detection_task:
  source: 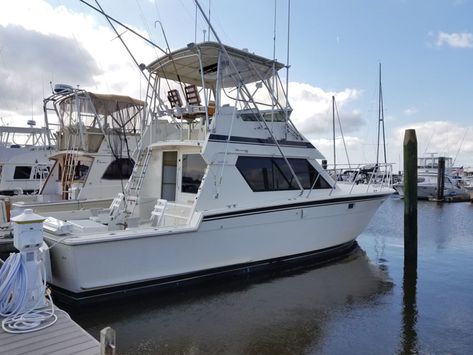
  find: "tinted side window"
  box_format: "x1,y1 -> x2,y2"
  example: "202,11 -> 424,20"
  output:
236,157 -> 330,191
102,158 -> 135,180
14,166 -> 32,179
181,154 -> 206,193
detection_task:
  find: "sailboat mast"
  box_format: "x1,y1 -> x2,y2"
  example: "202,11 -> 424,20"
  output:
332,95 -> 336,173
376,62 -> 387,165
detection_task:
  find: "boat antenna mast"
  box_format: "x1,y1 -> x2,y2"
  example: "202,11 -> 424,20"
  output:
284,0 -> 291,127
332,96 -> 336,174
376,62 -> 387,165
270,0 -> 277,126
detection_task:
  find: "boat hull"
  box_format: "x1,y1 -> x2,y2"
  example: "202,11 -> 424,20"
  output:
393,184 -> 468,200
46,194 -> 389,302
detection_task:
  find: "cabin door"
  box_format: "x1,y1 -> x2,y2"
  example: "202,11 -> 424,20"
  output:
161,151 -> 177,201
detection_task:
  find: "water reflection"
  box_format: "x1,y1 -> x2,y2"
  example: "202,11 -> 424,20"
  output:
400,258 -> 418,355
65,245 -> 393,354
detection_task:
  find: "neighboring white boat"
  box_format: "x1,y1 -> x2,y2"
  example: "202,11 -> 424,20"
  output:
11,87 -> 145,218
393,172 -> 467,199
393,155 -> 470,199
0,122 -> 55,195
41,41 -> 394,302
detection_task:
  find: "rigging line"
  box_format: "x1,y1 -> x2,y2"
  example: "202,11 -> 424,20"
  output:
79,0 -> 166,54
284,0 -> 291,124
154,21 -> 171,54
208,0 -> 211,41
153,0 -> 164,24
271,0 -> 277,125
453,127 -> 468,166
134,0 -> 160,57
423,129 -> 434,155
194,0 -> 304,194
332,96 -> 336,173
251,65 -> 301,142
93,0 -> 148,82
334,98 -> 351,168
273,0 -> 277,62
194,3 -> 198,43
175,0 -> 198,26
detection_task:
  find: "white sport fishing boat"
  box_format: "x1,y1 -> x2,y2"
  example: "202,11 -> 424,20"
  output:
0,121 -> 54,196
393,155 -> 469,199
42,41 -> 394,302
11,87 -> 145,219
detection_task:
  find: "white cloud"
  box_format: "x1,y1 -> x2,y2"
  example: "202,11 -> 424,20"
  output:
0,0 -> 157,121
288,82 -> 365,136
403,107 -> 418,116
435,31 -> 473,48
393,121 -> 473,166
0,25 -> 100,115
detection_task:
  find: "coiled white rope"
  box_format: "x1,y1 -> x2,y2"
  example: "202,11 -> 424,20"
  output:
0,252 -> 57,333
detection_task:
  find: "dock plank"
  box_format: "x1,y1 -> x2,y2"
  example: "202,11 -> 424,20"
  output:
0,328 -> 79,353
49,340 -> 101,355
0,308 -> 99,355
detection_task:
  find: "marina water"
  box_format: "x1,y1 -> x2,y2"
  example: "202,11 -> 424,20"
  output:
64,196 -> 473,354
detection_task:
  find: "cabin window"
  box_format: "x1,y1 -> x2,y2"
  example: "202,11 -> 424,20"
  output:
13,166 -> 32,179
181,154 -> 206,194
102,158 -> 134,180
236,156 -> 330,192
240,111 -> 286,122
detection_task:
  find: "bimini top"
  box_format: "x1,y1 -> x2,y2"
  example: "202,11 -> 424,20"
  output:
86,93 -> 145,115
49,89 -> 145,116
146,41 -> 285,88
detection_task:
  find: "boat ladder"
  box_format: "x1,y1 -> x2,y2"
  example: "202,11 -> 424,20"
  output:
124,147 -> 152,217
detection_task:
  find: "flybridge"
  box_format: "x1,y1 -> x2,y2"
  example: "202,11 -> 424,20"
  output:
146,42 -> 285,88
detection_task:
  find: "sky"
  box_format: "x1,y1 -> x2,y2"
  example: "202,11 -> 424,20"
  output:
0,0 -> 472,171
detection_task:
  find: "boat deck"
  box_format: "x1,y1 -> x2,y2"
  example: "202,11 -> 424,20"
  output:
0,309 -> 99,355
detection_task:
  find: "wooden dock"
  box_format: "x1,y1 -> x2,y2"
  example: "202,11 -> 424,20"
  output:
0,309 -> 100,355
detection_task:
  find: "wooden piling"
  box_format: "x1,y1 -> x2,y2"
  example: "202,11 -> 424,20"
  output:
100,326 -> 116,355
436,157 -> 445,201
403,129 -> 417,261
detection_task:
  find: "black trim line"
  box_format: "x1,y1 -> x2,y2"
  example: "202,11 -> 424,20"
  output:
51,241 -> 357,305
208,134 -> 315,148
203,193 -> 391,221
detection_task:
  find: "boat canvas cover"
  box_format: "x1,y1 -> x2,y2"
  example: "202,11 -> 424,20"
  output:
147,42 -> 285,88
87,93 -> 145,115
57,92 -> 144,117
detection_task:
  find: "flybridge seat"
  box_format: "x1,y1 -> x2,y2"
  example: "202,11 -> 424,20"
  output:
184,85 -> 200,106
167,85 -> 215,121
167,89 -> 182,108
